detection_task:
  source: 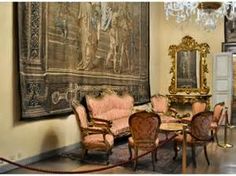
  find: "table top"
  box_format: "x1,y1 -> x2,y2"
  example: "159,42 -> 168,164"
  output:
160,123 -> 187,132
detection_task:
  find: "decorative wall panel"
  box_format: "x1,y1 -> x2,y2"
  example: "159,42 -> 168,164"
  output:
18,2 -> 150,119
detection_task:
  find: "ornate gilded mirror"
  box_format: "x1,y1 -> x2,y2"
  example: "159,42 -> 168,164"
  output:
168,36 -> 210,95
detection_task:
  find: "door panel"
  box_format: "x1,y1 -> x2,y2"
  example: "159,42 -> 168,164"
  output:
213,53 -> 233,123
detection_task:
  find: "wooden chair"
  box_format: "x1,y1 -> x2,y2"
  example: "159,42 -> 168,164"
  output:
210,102 -> 225,144
173,111 -> 213,168
128,111 -> 161,171
71,101 -> 114,164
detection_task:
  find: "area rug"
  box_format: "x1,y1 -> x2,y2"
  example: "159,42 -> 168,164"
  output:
61,138 -> 202,174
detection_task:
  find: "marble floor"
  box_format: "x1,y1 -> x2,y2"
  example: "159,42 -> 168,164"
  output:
6,125 -> 236,174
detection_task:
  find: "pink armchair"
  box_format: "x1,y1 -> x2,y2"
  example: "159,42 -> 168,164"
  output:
151,94 -> 179,123
72,101 -> 114,164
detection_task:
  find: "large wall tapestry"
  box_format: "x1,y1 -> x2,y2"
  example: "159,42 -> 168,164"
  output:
18,2 -> 150,119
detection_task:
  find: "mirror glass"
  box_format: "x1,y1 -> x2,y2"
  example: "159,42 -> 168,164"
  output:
176,50 -> 200,89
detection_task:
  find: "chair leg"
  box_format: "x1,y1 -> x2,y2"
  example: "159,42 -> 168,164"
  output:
215,130 -> 219,145
173,141 -> 178,160
105,148 -> 113,165
204,145 -> 210,165
106,151 -> 110,165
151,151 -> 156,171
155,148 -> 158,161
191,145 -> 196,168
133,148 -> 138,171
81,148 -> 87,160
128,144 -> 132,160
211,130 -> 214,142
165,132 -> 168,140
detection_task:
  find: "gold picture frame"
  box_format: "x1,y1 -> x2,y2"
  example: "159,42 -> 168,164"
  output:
168,36 -> 210,95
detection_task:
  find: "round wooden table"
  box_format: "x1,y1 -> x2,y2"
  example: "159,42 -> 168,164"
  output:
160,122 -> 187,132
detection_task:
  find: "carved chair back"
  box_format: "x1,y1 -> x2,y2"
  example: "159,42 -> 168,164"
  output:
151,94 -> 169,114
192,100 -> 207,116
212,102 -> 224,123
191,111 -> 213,142
129,111 -> 161,149
71,101 -> 89,138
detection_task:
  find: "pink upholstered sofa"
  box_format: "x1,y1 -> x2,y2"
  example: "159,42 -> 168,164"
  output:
86,90 -> 134,138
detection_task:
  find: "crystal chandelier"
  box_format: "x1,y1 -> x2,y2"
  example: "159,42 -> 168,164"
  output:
164,2 -> 236,32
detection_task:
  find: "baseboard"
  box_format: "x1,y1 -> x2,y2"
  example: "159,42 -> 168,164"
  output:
0,142 -> 80,173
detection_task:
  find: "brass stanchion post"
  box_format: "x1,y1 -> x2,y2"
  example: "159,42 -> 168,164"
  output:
182,125 -> 187,174
226,104 -> 236,128
227,112 -> 236,129
218,107 -> 233,148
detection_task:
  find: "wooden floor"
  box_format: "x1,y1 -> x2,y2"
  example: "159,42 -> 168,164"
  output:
6,126 -> 236,174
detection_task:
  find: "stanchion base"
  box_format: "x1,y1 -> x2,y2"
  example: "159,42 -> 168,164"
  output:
217,143 -> 233,148
227,124 -> 236,129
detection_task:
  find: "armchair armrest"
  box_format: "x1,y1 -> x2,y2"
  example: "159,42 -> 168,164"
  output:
165,107 -> 179,117
91,118 -> 112,128
93,118 -> 112,125
93,122 -> 112,128
169,107 -> 178,115
82,126 -> 108,134
187,131 -> 213,142
82,127 -> 114,142
176,113 -> 191,120
169,107 -> 178,117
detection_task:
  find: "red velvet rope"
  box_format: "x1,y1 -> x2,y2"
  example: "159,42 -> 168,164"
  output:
0,134 -> 177,174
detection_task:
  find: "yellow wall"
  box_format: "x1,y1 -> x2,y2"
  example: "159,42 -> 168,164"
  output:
0,3 -> 80,162
150,3 -> 161,95
150,2 -> 224,96
0,2 -> 224,163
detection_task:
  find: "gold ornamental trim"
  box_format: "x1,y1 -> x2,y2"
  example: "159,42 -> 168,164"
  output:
168,36 -> 210,95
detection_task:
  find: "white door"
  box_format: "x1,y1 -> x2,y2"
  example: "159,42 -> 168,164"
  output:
213,53 -> 233,123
